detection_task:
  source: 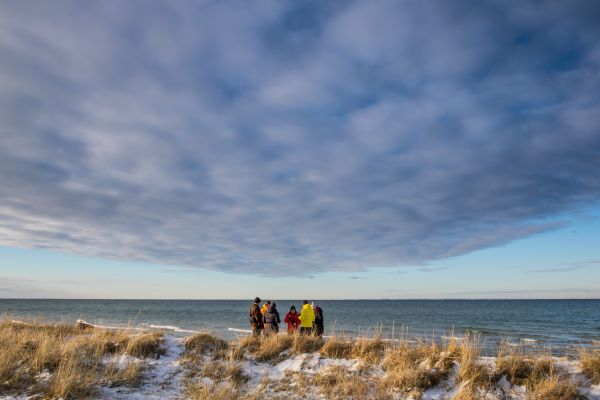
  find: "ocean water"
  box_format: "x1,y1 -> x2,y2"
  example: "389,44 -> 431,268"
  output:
1,299 -> 599,355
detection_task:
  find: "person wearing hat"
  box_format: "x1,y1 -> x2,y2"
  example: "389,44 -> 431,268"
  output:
248,297 -> 264,336
262,302 -> 281,336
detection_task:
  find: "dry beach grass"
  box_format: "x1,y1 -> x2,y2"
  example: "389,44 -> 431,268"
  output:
1,318 -> 599,399
0,318 -> 164,399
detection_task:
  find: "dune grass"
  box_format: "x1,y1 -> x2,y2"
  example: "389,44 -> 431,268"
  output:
103,360 -> 145,387
579,347 -> 600,384
185,382 -> 239,400
491,343 -> 586,400
321,336 -> 354,359
381,341 -> 449,396
254,334 -> 293,363
528,371 -> 585,400
312,366 -> 371,399
2,319 -> 595,400
457,335 -> 491,394
0,318 -> 164,399
184,333 -> 228,356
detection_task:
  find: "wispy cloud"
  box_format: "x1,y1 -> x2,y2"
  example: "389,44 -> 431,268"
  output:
0,1 -> 599,276
448,288 -> 596,296
418,266 -> 452,273
530,260 -> 600,273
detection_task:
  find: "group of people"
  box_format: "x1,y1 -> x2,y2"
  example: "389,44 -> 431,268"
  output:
248,297 -> 324,337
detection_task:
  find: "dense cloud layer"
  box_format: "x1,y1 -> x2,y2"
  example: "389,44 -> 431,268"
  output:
1,0 -> 599,275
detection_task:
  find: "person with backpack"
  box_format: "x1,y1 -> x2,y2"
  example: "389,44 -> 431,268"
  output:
248,297 -> 264,336
263,302 -> 281,336
298,300 -> 315,335
284,305 -> 301,334
261,300 -> 271,315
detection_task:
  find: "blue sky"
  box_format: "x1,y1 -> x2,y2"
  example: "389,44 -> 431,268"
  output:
1,1 -> 599,299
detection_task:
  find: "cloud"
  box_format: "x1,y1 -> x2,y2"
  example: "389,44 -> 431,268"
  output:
418,266 -> 452,273
529,260 -> 600,273
0,1 -> 599,276
448,288 -> 596,296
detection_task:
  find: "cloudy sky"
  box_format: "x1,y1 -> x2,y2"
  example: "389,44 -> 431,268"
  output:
1,0 -> 599,299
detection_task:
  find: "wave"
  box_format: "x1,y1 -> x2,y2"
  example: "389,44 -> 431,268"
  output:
521,338 -> 538,343
77,319 -> 143,331
146,324 -> 200,334
228,327 -> 253,334
440,335 -> 465,340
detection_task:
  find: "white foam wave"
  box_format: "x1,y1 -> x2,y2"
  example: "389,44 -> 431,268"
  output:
147,324 -> 200,334
77,319 -> 142,331
228,327 -> 253,333
440,335 -> 464,340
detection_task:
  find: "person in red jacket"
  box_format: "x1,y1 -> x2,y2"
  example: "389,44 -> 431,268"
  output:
284,305 -> 301,334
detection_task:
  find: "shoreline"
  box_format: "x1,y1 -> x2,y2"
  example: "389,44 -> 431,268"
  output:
1,319 -> 600,399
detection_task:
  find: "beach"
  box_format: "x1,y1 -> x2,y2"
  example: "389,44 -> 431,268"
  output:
1,319 -> 600,400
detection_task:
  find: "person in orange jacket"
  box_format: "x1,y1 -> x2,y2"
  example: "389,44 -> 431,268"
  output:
261,301 -> 271,315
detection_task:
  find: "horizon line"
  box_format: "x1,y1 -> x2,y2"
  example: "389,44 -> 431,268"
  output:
1,297 -> 599,301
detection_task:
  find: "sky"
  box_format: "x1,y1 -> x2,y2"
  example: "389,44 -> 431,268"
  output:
0,0 -> 599,299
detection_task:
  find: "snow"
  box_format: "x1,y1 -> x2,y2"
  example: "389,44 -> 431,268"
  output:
580,384 -> 600,400
3,332 -> 600,400
239,351 -> 360,388
100,335 -> 185,399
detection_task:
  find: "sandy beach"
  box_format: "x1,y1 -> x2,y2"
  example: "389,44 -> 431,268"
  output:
1,319 -> 599,400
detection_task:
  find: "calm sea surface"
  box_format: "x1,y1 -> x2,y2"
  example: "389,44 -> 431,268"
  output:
1,299 -> 599,355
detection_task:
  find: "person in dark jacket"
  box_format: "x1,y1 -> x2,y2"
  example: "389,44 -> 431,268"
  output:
263,302 -> 281,336
249,297 -> 264,336
271,302 -> 281,333
284,305 -> 301,334
313,304 -> 324,337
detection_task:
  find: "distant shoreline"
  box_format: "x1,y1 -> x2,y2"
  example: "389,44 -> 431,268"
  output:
2,297 -> 600,301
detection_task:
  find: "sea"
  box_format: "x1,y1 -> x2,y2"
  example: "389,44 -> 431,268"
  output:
1,299 -> 599,355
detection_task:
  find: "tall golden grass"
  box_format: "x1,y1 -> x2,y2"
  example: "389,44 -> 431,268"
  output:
2,319 -> 593,400
0,319 -> 164,399
579,347 -> 600,384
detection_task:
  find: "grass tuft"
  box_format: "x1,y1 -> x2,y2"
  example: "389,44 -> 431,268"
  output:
126,332 -> 165,358
457,335 -> 491,391
103,360 -> 144,387
185,382 -> 239,400
184,333 -> 228,357
529,372 -> 585,400
291,334 -> 324,354
254,334 -> 293,363
352,337 -> 386,364
312,366 -> 370,399
321,337 -> 354,359
579,347 -> 600,384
